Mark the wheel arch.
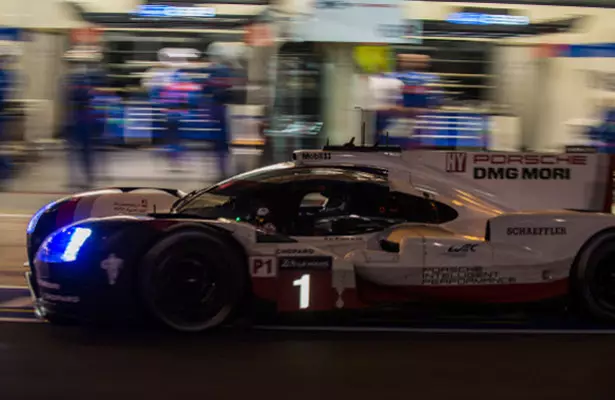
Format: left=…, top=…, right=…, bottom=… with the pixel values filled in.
left=570, top=227, right=615, bottom=283
left=132, top=221, right=253, bottom=323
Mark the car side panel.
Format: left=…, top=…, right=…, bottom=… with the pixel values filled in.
left=489, top=211, right=615, bottom=261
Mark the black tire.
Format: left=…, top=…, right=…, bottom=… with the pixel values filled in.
left=574, top=231, right=615, bottom=322
left=138, top=229, right=248, bottom=332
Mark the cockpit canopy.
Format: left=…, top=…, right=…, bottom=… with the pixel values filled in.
left=174, top=163, right=459, bottom=237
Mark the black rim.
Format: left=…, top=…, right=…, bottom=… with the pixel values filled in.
left=589, top=250, right=615, bottom=313
left=150, top=246, right=228, bottom=328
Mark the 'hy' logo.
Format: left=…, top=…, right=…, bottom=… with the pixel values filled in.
left=445, top=152, right=467, bottom=173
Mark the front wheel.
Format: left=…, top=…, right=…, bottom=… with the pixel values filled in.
left=574, top=232, right=615, bottom=322
left=138, top=229, right=248, bottom=332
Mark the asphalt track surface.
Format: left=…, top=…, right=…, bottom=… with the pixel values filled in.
left=1, top=321, right=615, bottom=399
left=1, top=194, right=615, bottom=399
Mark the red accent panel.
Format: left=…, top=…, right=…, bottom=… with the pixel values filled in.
left=55, top=199, right=79, bottom=229
left=357, top=276, right=569, bottom=304
left=340, top=288, right=366, bottom=310
left=251, top=277, right=278, bottom=303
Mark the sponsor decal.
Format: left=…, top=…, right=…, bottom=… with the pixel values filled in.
left=565, top=145, right=597, bottom=154
left=250, top=257, right=276, bottom=277
left=276, top=248, right=315, bottom=255
left=474, top=167, right=571, bottom=180
left=279, top=256, right=333, bottom=270
left=446, top=152, right=587, bottom=180
left=506, top=227, right=567, bottom=236
left=300, top=152, right=332, bottom=161
left=421, top=266, right=517, bottom=285
left=473, top=154, right=587, bottom=166
left=324, top=236, right=364, bottom=241
left=112, top=199, right=149, bottom=214
left=42, top=293, right=80, bottom=303
left=101, top=254, right=123, bottom=285
left=447, top=244, right=477, bottom=253
left=446, top=152, right=467, bottom=173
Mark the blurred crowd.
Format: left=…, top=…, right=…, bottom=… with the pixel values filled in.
left=61, top=44, right=248, bottom=190
left=0, top=40, right=614, bottom=192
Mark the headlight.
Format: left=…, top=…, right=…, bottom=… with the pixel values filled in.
left=37, top=226, right=92, bottom=263
left=27, top=202, right=57, bottom=235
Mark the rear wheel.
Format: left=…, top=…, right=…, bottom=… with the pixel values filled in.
left=138, top=230, right=248, bottom=332
left=575, top=232, right=615, bottom=322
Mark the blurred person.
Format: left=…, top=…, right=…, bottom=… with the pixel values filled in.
left=143, top=49, right=199, bottom=172
left=66, top=66, right=95, bottom=190
left=64, top=47, right=104, bottom=190
left=258, top=105, right=274, bottom=168
left=388, top=53, right=441, bottom=148
left=90, top=87, right=117, bottom=181
left=0, top=51, right=12, bottom=187
left=589, top=97, right=615, bottom=150
left=395, top=54, right=440, bottom=110
left=366, top=54, right=433, bottom=144
left=202, top=44, right=238, bottom=181
left=364, top=72, right=404, bottom=144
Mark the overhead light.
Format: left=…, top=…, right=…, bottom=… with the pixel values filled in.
left=135, top=5, right=216, bottom=18
left=447, top=12, right=530, bottom=26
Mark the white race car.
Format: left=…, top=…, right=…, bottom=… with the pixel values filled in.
left=24, top=144, right=615, bottom=331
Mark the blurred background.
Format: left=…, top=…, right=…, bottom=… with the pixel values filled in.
left=0, top=0, right=612, bottom=194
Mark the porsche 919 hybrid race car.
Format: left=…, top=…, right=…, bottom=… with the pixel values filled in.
left=24, top=144, right=615, bottom=331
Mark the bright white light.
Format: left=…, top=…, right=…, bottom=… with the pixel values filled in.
left=62, top=228, right=92, bottom=262
left=293, top=274, right=311, bottom=310
left=136, top=5, right=216, bottom=18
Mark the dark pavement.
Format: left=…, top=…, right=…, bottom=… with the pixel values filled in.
left=0, top=322, right=613, bottom=399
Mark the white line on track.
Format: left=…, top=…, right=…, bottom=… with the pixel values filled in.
left=0, top=297, right=33, bottom=308
left=0, top=317, right=40, bottom=323
left=0, top=213, right=31, bottom=219
left=255, top=325, right=615, bottom=335
left=0, top=285, right=29, bottom=290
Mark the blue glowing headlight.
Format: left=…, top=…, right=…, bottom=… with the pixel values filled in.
left=37, top=226, right=92, bottom=263
left=27, top=202, right=57, bottom=235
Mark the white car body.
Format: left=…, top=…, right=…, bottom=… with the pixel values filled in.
left=27, top=147, right=615, bottom=315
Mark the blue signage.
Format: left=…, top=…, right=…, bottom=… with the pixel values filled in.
left=447, top=12, right=529, bottom=26
left=0, top=28, right=23, bottom=41
left=135, top=5, right=216, bottom=18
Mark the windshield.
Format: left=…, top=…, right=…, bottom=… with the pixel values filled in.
left=174, top=163, right=390, bottom=219
left=174, top=162, right=296, bottom=216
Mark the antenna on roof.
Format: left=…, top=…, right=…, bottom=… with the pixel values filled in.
left=324, top=137, right=330, bottom=148
left=343, top=137, right=355, bottom=148
left=386, top=131, right=389, bottom=146
left=361, top=120, right=366, bottom=146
